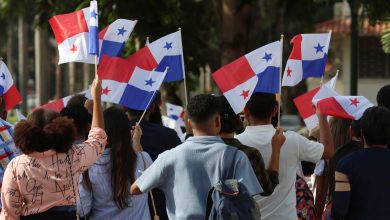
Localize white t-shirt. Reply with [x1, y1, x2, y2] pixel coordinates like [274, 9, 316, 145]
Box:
[236, 125, 324, 220]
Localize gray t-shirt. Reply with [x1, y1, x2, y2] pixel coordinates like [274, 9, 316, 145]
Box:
[136, 136, 263, 220]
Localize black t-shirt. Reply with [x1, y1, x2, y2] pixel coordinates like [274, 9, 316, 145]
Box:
[332, 147, 390, 219]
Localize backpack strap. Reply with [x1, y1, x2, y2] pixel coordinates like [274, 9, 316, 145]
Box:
[204, 146, 238, 219]
[223, 147, 239, 180]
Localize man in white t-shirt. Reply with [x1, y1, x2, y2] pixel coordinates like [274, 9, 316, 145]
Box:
[236, 93, 334, 220]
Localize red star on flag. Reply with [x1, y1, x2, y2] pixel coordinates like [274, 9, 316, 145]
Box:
[349, 98, 359, 107]
[102, 86, 111, 95]
[70, 44, 78, 53]
[287, 67, 292, 77]
[240, 90, 250, 99]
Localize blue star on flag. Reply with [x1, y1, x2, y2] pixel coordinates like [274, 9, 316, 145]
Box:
[145, 78, 156, 86]
[117, 26, 127, 36]
[163, 42, 173, 50]
[262, 53, 272, 62]
[0, 72, 5, 80]
[314, 43, 325, 53]
[91, 10, 98, 19]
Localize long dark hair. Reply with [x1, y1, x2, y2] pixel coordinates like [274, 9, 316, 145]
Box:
[14, 109, 76, 154]
[104, 107, 137, 209]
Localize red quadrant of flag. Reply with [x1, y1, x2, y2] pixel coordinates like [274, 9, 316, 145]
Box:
[126, 47, 158, 71]
[49, 9, 89, 44]
[288, 34, 302, 60]
[98, 55, 135, 83]
[212, 56, 256, 93]
[317, 97, 355, 120]
[293, 87, 320, 119]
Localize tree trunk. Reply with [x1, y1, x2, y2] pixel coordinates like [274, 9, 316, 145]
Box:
[18, 16, 28, 114]
[83, 64, 92, 90]
[214, 0, 252, 65]
[68, 62, 76, 94]
[55, 55, 64, 100]
[34, 26, 50, 106]
[7, 22, 13, 75]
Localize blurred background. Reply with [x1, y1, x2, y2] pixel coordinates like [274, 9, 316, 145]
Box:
[0, 0, 389, 128]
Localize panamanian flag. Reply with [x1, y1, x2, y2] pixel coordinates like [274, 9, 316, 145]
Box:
[87, 55, 167, 110]
[314, 96, 373, 120]
[212, 41, 281, 114]
[126, 30, 185, 82]
[49, 8, 136, 64]
[0, 61, 22, 110]
[282, 32, 331, 86]
[35, 95, 73, 111]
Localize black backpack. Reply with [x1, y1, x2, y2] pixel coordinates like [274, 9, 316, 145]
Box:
[205, 147, 261, 220]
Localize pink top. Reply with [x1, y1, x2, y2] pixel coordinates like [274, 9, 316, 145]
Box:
[0, 127, 107, 219]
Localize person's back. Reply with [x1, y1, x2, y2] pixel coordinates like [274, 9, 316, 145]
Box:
[131, 94, 265, 219]
[0, 80, 106, 219]
[238, 128, 320, 219]
[134, 120, 181, 161]
[127, 103, 181, 220]
[336, 148, 390, 219]
[236, 93, 334, 220]
[82, 151, 152, 219]
[332, 107, 390, 220]
[79, 107, 151, 220]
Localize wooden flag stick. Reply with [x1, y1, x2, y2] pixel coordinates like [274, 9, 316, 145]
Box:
[278, 34, 284, 127]
[137, 67, 169, 125]
[94, 55, 98, 80]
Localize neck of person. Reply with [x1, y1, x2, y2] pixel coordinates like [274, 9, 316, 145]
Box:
[193, 128, 218, 137]
[247, 116, 272, 126]
[219, 132, 234, 139]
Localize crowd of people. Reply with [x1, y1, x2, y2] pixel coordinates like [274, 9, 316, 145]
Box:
[0, 80, 389, 220]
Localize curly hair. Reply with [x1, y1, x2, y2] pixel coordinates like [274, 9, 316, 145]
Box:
[14, 109, 76, 154]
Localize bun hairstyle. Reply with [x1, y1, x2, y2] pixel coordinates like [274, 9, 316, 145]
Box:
[14, 109, 77, 154]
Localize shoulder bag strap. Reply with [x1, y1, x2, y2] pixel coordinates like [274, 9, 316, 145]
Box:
[223, 147, 238, 180]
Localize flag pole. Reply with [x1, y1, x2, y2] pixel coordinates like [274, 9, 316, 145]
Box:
[137, 67, 169, 125]
[94, 55, 98, 80]
[146, 37, 150, 46]
[178, 27, 188, 106]
[278, 34, 284, 127]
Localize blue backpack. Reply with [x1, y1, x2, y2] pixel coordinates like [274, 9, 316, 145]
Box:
[205, 147, 261, 220]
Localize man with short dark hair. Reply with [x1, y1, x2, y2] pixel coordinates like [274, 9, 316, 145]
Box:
[217, 95, 282, 196]
[377, 84, 390, 110]
[130, 94, 281, 219]
[236, 92, 334, 220]
[332, 107, 390, 219]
